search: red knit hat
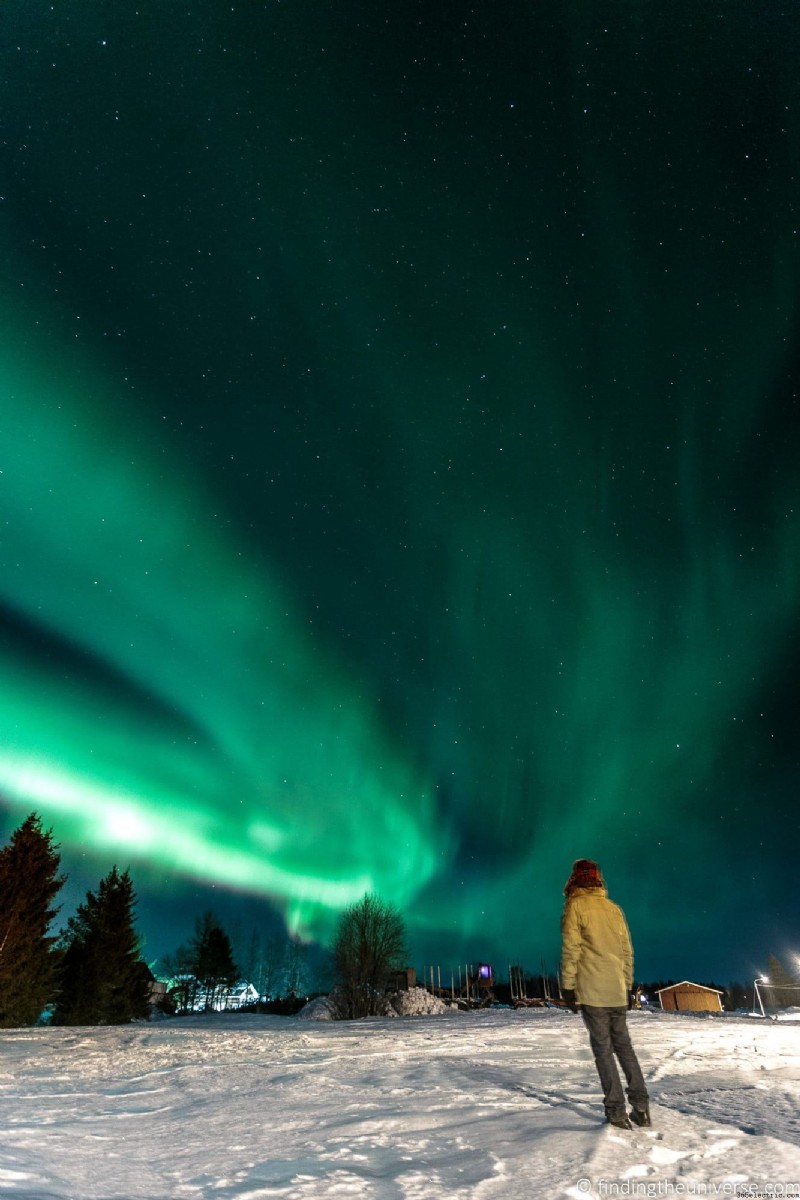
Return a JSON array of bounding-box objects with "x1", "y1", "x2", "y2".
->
[{"x1": 564, "y1": 858, "x2": 604, "y2": 895}]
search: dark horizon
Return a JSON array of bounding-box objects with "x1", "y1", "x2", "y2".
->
[{"x1": 4, "y1": 810, "x2": 793, "y2": 994}]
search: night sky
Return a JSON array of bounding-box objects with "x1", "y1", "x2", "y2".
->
[{"x1": 1, "y1": 2, "x2": 799, "y2": 984}]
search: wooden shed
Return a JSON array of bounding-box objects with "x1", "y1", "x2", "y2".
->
[{"x1": 656, "y1": 981, "x2": 724, "y2": 1013}]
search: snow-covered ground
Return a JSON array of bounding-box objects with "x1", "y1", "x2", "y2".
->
[{"x1": 2, "y1": 1006, "x2": 799, "y2": 1199}]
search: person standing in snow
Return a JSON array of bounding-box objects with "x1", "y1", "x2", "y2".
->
[{"x1": 560, "y1": 858, "x2": 650, "y2": 1130}]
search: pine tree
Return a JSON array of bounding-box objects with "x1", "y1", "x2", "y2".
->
[
  {"x1": 187, "y1": 911, "x2": 238, "y2": 1011},
  {"x1": 0, "y1": 813, "x2": 64, "y2": 1028},
  {"x1": 53, "y1": 867, "x2": 152, "y2": 1025}
]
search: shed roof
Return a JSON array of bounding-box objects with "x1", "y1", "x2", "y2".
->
[{"x1": 655, "y1": 980, "x2": 724, "y2": 995}]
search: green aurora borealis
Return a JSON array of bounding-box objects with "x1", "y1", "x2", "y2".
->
[{"x1": 1, "y1": 2, "x2": 799, "y2": 979}]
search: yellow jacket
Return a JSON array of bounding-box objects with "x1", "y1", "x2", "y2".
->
[{"x1": 560, "y1": 886, "x2": 633, "y2": 1007}]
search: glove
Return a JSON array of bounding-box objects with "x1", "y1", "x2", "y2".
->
[{"x1": 562, "y1": 988, "x2": 578, "y2": 1013}]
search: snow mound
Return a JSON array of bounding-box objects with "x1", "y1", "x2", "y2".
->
[
  {"x1": 390, "y1": 987, "x2": 449, "y2": 1017},
  {"x1": 297, "y1": 996, "x2": 337, "y2": 1021},
  {"x1": 298, "y1": 988, "x2": 448, "y2": 1019}
]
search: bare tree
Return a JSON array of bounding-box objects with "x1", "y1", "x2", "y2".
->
[
  {"x1": 160, "y1": 944, "x2": 199, "y2": 1014},
  {"x1": 260, "y1": 933, "x2": 287, "y2": 999},
  {"x1": 234, "y1": 928, "x2": 285, "y2": 1000},
  {"x1": 330, "y1": 894, "x2": 407, "y2": 1019},
  {"x1": 764, "y1": 954, "x2": 800, "y2": 1010},
  {"x1": 285, "y1": 932, "x2": 307, "y2": 998}
]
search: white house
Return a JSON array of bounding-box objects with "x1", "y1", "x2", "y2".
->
[{"x1": 226, "y1": 982, "x2": 259, "y2": 1009}]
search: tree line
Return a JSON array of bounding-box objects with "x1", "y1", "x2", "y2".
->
[
  {"x1": 0, "y1": 813, "x2": 279, "y2": 1027},
  {"x1": 24, "y1": 810, "x2": 797, "y2": 1027},
  {"x1": 0, "y1": 813, "x2": 151, "y2": 1027},
  {"x1": 0, "y1": 811, "x2": 411, "y2": 1028}
]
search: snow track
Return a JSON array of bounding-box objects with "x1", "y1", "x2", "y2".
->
[{"x1": 1, "y1": 1009, "x2": 799, "y2": 1198}]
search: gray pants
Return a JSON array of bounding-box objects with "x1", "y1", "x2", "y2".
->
[{"x1": 580, "y1": 1005, "x2": 649, "y2": 1119}]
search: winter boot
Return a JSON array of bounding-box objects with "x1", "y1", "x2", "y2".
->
[
  {"x1": 607, "y1": 1114, "x2": 632, "y2": 1130},
  {"x1": 630, "y1": 1105, "x2": 651, "y2": 1127}
]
